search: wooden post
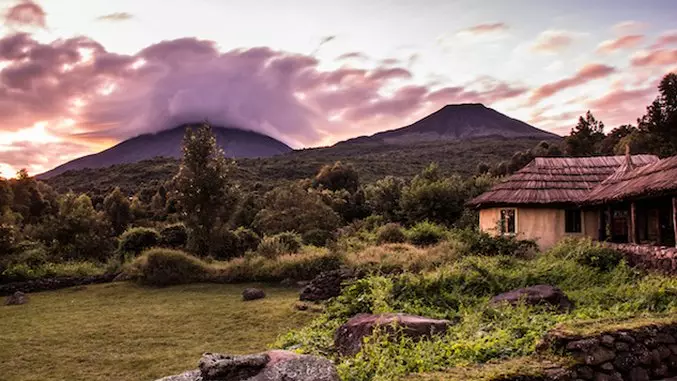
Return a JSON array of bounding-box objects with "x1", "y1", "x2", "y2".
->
[
  {"x1": 673, "y1": 197, "x2": 677, "y2": 248},
  {"x1": 606, "y1": 206, "x2": 613, "y2": 242},
  {"x1": 630, "y1": 202, "x2": 637, "y2": 244}
]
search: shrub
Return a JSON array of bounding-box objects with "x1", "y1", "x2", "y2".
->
[
  {"x1": 376, "y1": 223, "x2": 406, "y2": 245},
  {"x1": 234, "y1": 227, "x2": 261, "y2": 254},
  {"x1": 302, "y1": 229, "x2": 333, "y2": 247},
  {"x1": 256, "y1": 232, "x2": 302, "y2": 259},
  {"x1": 129, "y1": 248, "x2": 210, "y2": 286},
  {"x1": 406, "y1": 221, "x2": 447, "y2": 246},
  {"x1": 0, "y1": 223, "x2": 18, "y2": 255},
  {"x1": 119, "y1": 227, "x2": 160, "y2": 255},
  {"x1": 451, "y1": 229, "x2": 537, "y2": 258},
  {"x1": 159, "y1": 224, "x2": 188, "y2": 248},
  {"x1": 547, "y1": 237, "x2": 622, "y2": 271},
  {"x1": 210, "y1": 226, "x2": 240, "y2": 260},
  {"x1": 1, "y1": 260, "x2": 105, "y2": 282}
]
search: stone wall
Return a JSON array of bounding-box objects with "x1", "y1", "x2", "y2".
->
[
  {"x1": 608, "y1": 243, "x2": 677, "y2": 275},
  {"x1": 0, "y1": 273, "x2": 117, "y2": 296},
  {"x1": 538, "y1": 322, "x2": 677, "y2": 381}
]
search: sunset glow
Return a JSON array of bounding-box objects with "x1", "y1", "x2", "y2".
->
[{"x1": 1, "y1": 0, "x2": 676, "y2": 177}]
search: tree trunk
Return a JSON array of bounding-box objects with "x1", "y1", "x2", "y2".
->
[{"x1": 630, "y1": 202, "x2": 637, "y2": 244}]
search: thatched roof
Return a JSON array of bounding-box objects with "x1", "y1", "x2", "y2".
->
[
  {"x1": 468, "y1": 155, "x2": 659, "y2": 208},
  {"x1": 585, "y1": 155, "x2": 677, "y2": 204}
]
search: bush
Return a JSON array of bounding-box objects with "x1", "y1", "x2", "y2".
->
[
  {"x1": 210, "y1": 226, "x2": 240, "y2": 260},
  {"x1": 302, "y1": 229, "x2": 333, "y2": 247},
  {"x1": 376, "y1": 223, "x2": 406, "y2": 245},
  {"x1": 1, "y1": 261, "x2": 105, "y2": 282},
  {"x1": 406, "y1": 221, "x2": 447, "y2": 246},
  {"x1": 256, "y1": 232, "x2": 302, "y2": 259},
  {"x1": 119, "y1": 227, "x2": 160, "y2": 255},
  {"x1": 234, "y1": 227, "x2": 261, "y2": 254},
  {"x1": 451, "y1": 229, "x2": 537, "y2": 258},
  {"x1": 547, "y1": 237, "x2": 622, "y2": 271},
  {"x1": 128, "y1": 248, "x2": 210, "y2": 286},
  {"x1": 159, "y1": 224, "x2": 188, "y2": 248},
  {"x1": 0, "y1": 223, "x2": 18, "y2": 255}
]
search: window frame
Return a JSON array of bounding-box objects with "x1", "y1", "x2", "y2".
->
[
  {"x1": 565, "y1": 209, "x2": 582, "y2": 234},
  {"x1": 499, "y1": 208, "x2": 517, "y2": 236}
]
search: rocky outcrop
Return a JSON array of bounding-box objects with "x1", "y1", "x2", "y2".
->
[
  {"x1": 242, "y1": 288, "x2": 266, "y2": 301},
  {"x1": 608, "y1": 243, "x2": 677, "y2": 274},
  {"x1": 155, "y1": 350, "x2": 338, "y2": 381},
  {"x1": 490, "y1": 284, "x2": 573, "y2": 312},
  {"x1": 4, "y1": 291, "x2": 28, "y2": 305},
  {"x1": 299, "y1": 269, "x2": 354, "y2": 302},
  {"x1": 538, "y1": 322, "x2": 677, "y2": 380},
  {"x1": 0, "y1": 273, "x2": 117, "y2": 296},
  {"x1": 334, "y1": 313, "x2": 452, "y2": 356}
]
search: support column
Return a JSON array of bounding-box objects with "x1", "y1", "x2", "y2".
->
[
  {"x1": 630, "y1": 202, "x2": 637, "y2": 244},
  {"x1": 673, "y1": 197, "x2": 677, "y2": 248},
  {"x1": 606, "y1": 206, "x2": 613, "y2": 242}
]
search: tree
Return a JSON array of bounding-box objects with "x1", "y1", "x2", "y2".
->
[
  {"x1": 598, "y1": 125, "x2": 636, "y2": 155},
  {"x1": 400, "y1": 167, "x2": 469, "y2": 227},
  {"x1": 103, "y1": 187, "x2": 132, "y2": 235},
  {"x1": 252, "y1": 183, "x2": 340, "y2": 235},
  {"x1": 564, "y1": 111, "x2": 605, "y2": 156},
  {"x1": 313, "y1": 161, "x2": 359, "y2": 193},
  {"x1": 639, "y1": 72, "x2": 677, "y2": 156},
  {"x1": 174, "y1": 123, "x2": 234, "y2": 255},
  {"x1": 365, "y1": 176, "x2": 405, "y2": 222}
]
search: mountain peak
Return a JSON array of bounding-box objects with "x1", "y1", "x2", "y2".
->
[{"x1": 337, "y1": 103, "x2": 559, "y2": 145}]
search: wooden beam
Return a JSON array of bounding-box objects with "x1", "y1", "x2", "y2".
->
[
  {"x1": 606, "y1": 206, "x2": 612, "y2": 241},
  {"x1": 630, "y1": 202, "x2": 637, "y2": 244},
  {"x1": 673, "y1": 197, "x2": 677, "y2": 248}
]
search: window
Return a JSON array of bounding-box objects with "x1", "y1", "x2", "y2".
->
[
  {"x1": 565, "y1": 209, "x2": 582, "y2": 233},
  {"x1": 500, "y1": 209, "x2": 516, "y2": 235}
]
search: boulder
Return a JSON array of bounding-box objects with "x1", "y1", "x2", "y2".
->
[
  {"x1": 334, "y1": 313, "x2": 452, "y2": 356},
  {"x1": 299, "y1": 269, "x2": 353, "y2": 302},
  {"x1": 4, "y1": 291, "x2": 28, "y2": 305},
  {"x1": 242, "y1": 288, "x2": 265, "y2": 301},
  {"x1": 155, "y1": 350, "x2": 338, "y2": 381},
  {"x1": 490, "y1": 284, "x2": 573, "y2": 312}
]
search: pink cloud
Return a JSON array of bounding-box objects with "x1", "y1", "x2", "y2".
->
[
  {"x1": 651, "y1": 31, "x2": 677, "y2": 49},
  {"x1": 4, "y1": 0, "x2": 46, "y2": 28},
  {"x1": 529, "y1": 63, "x2": 616, "y2": 104},
  {"x1": 631, "y1": 48, "x2": 677, "y2": 67},
  {"x1": 531, "y1": 30, "x2": 578, "y2": 53},
  {"x1": 597, "y1": 35, "x2": 644, "y2": 53},
  {"x1": 96, "y1": 12, "x2": 133, "y2": 21},
  {"x1": 457, "y1": 23, "x2": 508, "y2": 35}
]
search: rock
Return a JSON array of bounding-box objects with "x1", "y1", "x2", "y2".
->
[
  {"x1": 113, "y1": 272, "x2": 131, "y2": 282},
  {"x1": 613, "y1": 351, "x2": 637, "y2": 371},
  {"x1": 575, "y1": 365, "x2": 594, "y2": 380},
  {"x1": 334, "y1": 313, "x2": 452, "y2": 356},
  {"x1": 614, "y1": 342, "x2": 630, "y2": 352},
  {"x1": 299, "y1": 269, "x2": 353, "y2": 302},
  {"x1": 600, "y1": 335, "x2": 615, "y2": 347},
  {"x1": 600, "y1": 362, "x2": 614, "y2": 371},
  {"x1": 489, "y1": 284, "x2": 573, "y2": 312},
  {"x1": 4, "y1": 291, "x2": 27, "y2": 305},
  {"x1": 293, "y1": 302, "x2": 324, "y2": 313},
  {"x1": 155, "y1": 350, "x2": 338, "y2": 381},
  {"x1": 584, "y1": 346, "x2": 615, "y2": 366},
  {"x1": 628, "y1": 367, "x2": 649, "y2": 381},
  {"x1": 242, "y1": 288, "x2": 265, "y2": 301},
  {"x1": 280, "y1": 278, "x2": 295, "y2": 287}
]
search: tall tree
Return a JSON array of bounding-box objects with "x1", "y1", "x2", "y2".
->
[
  {"x1": 564, "y1": 111, "x2": 605, "y2": 156},
  {"x1": 174, "y1": 123, "x2": 233, "y2": 255},
  {"x1": 103, "y1": 187, "x2": 132, "y2": 235},
  {"x1": 638, "y1": 72, "x2": 677, "y2": 156}
]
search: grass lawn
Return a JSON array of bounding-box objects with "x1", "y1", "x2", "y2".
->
[{"x1": 0, "y1": 282, "x2": 313, "y2": 381}]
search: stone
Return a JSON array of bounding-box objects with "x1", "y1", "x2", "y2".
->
[
  {"x1": 242, "y1": 288, "x2": 266, "y2": 301},
  {"x1": 334, "y1": 313, "x2": 452, "y2": 356},
  {"x1": 660, "y1": 345, "x2": 674, "y2": 359},
  {"x1": 4, "y1": 291, "x2": 27, "y2": 305},
  {"x1": 612, "y1": 351, "x2": 637, "y2": 372},
  {"x1": 614, "y1": 342, "x2": 630, "y2": 352},
  {"x1": 651, "y1": 363, "x2": 668, "y2": 378},
  {"x1": 584, "y1": 346, "x2": 615, "y2": 366},
  {"x1": 593, "y1": 372, "x2": 622, "y2": 381},
  {"x1": 299, "y1": 269, "x2": 354, "y2": 302},
  {"x1": 628, "y1": 367, "x2": 649, "y2": 381},
  {"x1": 656, "y1": 332, "x2": 676, "y2": 344},
  {"x1": 567, "y1": 338, "x2": 600, "y2": 352},
  {"x1": 600, "y1": 362, "x2": 614, "y2": 371},
  {"x1": 669, "y1": 344, "x2": 677, "y2": 355},
  {"x1": 615, "y1": 332, "x2": 636, "y2": 343},
  {"x1": 668, "y1": 355, "x2": 677, "y2": 369},
  {"x1": 489, "y1": 284, "x2": 573, "y2": 312},
  {"x1": 280, "y1": 278, "x2": 295, "y2": 287},
  {"x1": 600, "y1": 335, "x2": 615, "y2": 347},
  {"x1": 155, "y1": 350, "x2": 338, "y2": 381},
  {"x1": 575, "y1": 365, "x2": 594, "y2": 380}
]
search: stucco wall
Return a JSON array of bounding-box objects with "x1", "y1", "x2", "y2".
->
[{"x1": 479, "y1": 207, "x2": 600, "y2": 250}]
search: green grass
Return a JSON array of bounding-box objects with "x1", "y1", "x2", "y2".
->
[{"x1": 0, "y1": 282, "x2": 314, "y2": 381}]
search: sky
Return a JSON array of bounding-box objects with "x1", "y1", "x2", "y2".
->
[{"x1": 1, "y1": 0, "x2": 676, "y2": 178}]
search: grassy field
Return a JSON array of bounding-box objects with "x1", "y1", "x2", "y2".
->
[{"x1": 0, "y1": 282, "x2": 313, "y2": 381}]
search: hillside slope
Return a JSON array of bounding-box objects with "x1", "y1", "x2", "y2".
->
[{"x1": 39, "y1": 125, "x2": 292, "y2": 178}]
